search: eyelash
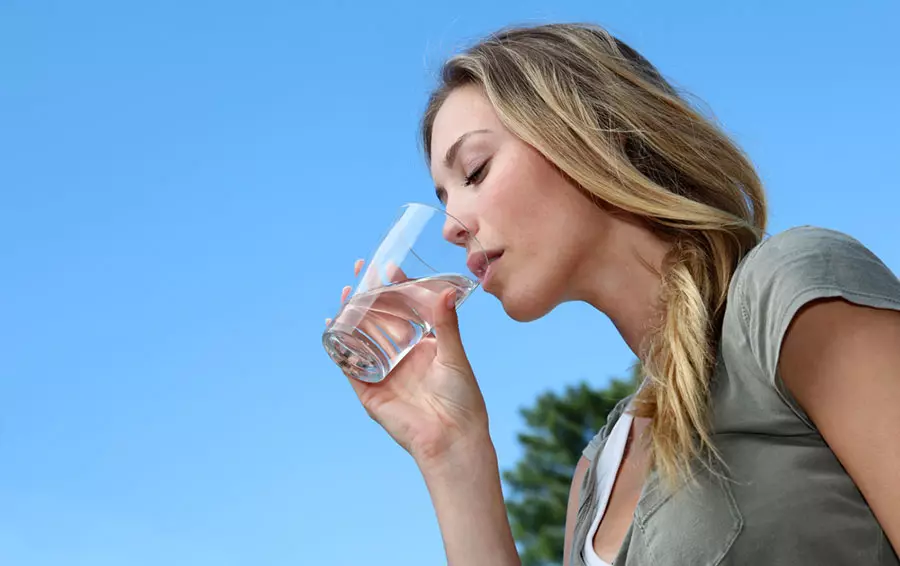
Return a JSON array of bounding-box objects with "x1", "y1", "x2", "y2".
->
[
  {"x1": 463, "y1": 161, "x2": 489, "y2": 186},
  {"x1": 436, "y1": 159, "x2": 489, "y2": 206}
]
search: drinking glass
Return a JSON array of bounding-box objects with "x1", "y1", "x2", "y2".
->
[{"x1": 322, "y1": 203, "x2": 486, "y2": 383}]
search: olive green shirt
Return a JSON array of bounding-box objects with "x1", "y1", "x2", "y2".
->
[{"x1": 570, "y1": 227, "x2": 900, "y2": 565}]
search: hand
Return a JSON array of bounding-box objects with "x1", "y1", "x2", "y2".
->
[{"x1": 327, "y1": 260, "x2": 490, "y2": 469}]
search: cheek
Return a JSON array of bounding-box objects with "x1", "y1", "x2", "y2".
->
[
  {"x1": 482, "y1": 161, "x2": 551, "y2": 245},
  {"x1": 490, "y1": 210, "x2": 574, "y2": 322},
  {"x1": 484, "y1": 157, "x2": 596, "y2": 320}
]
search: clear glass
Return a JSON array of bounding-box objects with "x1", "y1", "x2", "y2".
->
[{"x1": 322, "y1": 203, "x2": 485, "y2": 383}]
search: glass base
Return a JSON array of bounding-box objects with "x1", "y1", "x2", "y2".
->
[{"x1": 322, "y1": 328, "x2": 389, "y2": 383}]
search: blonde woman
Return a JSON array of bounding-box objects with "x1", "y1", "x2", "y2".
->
[{"x1": 334, "y1": 23, "x2": 900, "y2": 565}]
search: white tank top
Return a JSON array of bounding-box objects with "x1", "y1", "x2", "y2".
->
[{"x1": 581, "y1": 404, "x2": 635, "y2": 566}]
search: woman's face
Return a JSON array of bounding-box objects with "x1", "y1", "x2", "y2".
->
[{"x1": 429, "y1": 85, "x2": 616, "y2": 322}]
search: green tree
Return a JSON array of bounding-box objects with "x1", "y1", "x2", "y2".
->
[{"x1": 502, "y1": 363, "x2": 642, "y2": 566}]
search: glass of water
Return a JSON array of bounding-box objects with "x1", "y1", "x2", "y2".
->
[{"x1": 322, "y1": 203, "x2": 487, "y2": 383}]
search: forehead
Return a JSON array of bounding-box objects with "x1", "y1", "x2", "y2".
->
[{"x1": 430, "y1": 86, "x2": 500, "y2": 168}]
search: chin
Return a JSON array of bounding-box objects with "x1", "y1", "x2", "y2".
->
[{"x1": 497, "y1": 287, "x2": 559, "y2": 323}]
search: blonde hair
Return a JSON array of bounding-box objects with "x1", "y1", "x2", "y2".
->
[{"x1": 421, "y1": 23, "x2": 767, "y2": 486}]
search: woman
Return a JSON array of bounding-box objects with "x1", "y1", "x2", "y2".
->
[{"x1": 333, "y1": 23, "x2": 900, "y2": 565}]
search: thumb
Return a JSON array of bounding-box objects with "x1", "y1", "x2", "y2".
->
[{"x1": 433, "y1": 289, "x2": 468, "y2": 368}]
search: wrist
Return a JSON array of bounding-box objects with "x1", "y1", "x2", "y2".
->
[
  {"x1": 416, "y1": 428, "x2": 496, "y2": 482},
  {"x1": 416, "y1": 431, "x2": 520, "y2": 566}
]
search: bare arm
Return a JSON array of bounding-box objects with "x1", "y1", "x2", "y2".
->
[
  {"x1": 420, "y1": 432, "x2": 521, "y2": 566},
  {"x1": 562, "y1": 456, "x2": 590, "y2": 566},
  {"x1": 780, "y1": 298, "x2": 900, "y2": 553}
]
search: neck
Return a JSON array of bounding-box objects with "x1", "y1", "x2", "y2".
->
[{"x1": 571, "y1": 218, "x2": 670, "y2": 357}]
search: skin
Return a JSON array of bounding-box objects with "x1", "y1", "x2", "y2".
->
[
  {"x1": 430, "y1": 85, "x2": 670, "y2": 350},
  {"x1": 329, "y1": 84, "x2": 900, "y2": 564},
  {"x1": 779, "y1": 299, "x2": 900, "y2": 554}
]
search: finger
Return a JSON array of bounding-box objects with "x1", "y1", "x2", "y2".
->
[
  {"x1": 433, "y1": 289, "x2": 468, "y2": 369},
  {"x1": 361, "y1": 261, "x2": 407, "y2": 289},
  {"x1": 363, "y1": 261, "x2": 381, "y2": 288},
  {"x1": 340, "y1": 285, "x2": 352, "y2": 304},
  {"x1": 354, "y1": 259, "x2": 365, "y2": 277},
  {"x1": 325, "y1": 317, "x2": 332, "y2": 326},
  {"x1": 385, "y1": 261, "x2": 409, "y2": 284}
]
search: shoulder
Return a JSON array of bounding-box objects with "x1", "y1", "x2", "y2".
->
[
  {"x1": 734, "y1": 225, "x2": 883, "y2": 289},
  {"x1": 733, "y1": 225, "x2": 900, "y2": 321},
  {"x1": 717, "y1": 225, "x2": 900, "y2": 429},
  {"x1": 727, "y1": 225, "x2": 900, "y2": 380},
  {"x1": 581, "y1": 393, "x2": 635, "y2": 461}
]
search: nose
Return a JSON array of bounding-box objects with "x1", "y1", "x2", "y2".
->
[
  {"x1": 442, "y1": 215, "x2": 469, "y2": 248},
  {"x1": 441, "y1": 205, "x2": 476, "y2": 248}
]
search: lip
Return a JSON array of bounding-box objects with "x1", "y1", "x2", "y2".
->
[
  {"x1": 482, "y1": 254, "x2": 502, "y2": 288},
  {"x1": 466, "y1": 249, "x2": 504, "y2": 282}
]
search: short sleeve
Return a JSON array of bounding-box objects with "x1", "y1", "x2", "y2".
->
[
  {"x1": 582, "y1": 421, "x2": 611, "y2": 461},
  {"x1": 581, "y1": 393, "x2": 634, "y2": 460},
  {"x1": 735, "y1": 226, "x2": 900, "y2": 420}
]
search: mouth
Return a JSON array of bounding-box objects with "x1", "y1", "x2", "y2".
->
[{"x1": 466, "y1": 249, "x2": 504, "y2": 281}]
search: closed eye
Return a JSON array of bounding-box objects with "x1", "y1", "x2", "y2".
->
[
  {"x1": 464, "y1": 160, "x2": 489, "y2": 187},
  {"x1": 435, "y1": 159, "x2": 489, "y2": 206}
]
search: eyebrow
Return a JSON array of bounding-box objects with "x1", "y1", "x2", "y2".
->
[
  {"x1": 443, "y1": 129, "x2": 491, "y2": 169},
  {"x1": 435, "y1": 129, "x2": 491, "y2": 204}
]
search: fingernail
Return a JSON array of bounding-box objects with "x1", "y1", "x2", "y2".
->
[{"x1": 446, "y1": 292, "x2": 457, "y2": 310}]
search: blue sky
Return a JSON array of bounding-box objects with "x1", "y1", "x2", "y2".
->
[{"x1": 1, "y1": 1, "x2": 898, "y2": 565}]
